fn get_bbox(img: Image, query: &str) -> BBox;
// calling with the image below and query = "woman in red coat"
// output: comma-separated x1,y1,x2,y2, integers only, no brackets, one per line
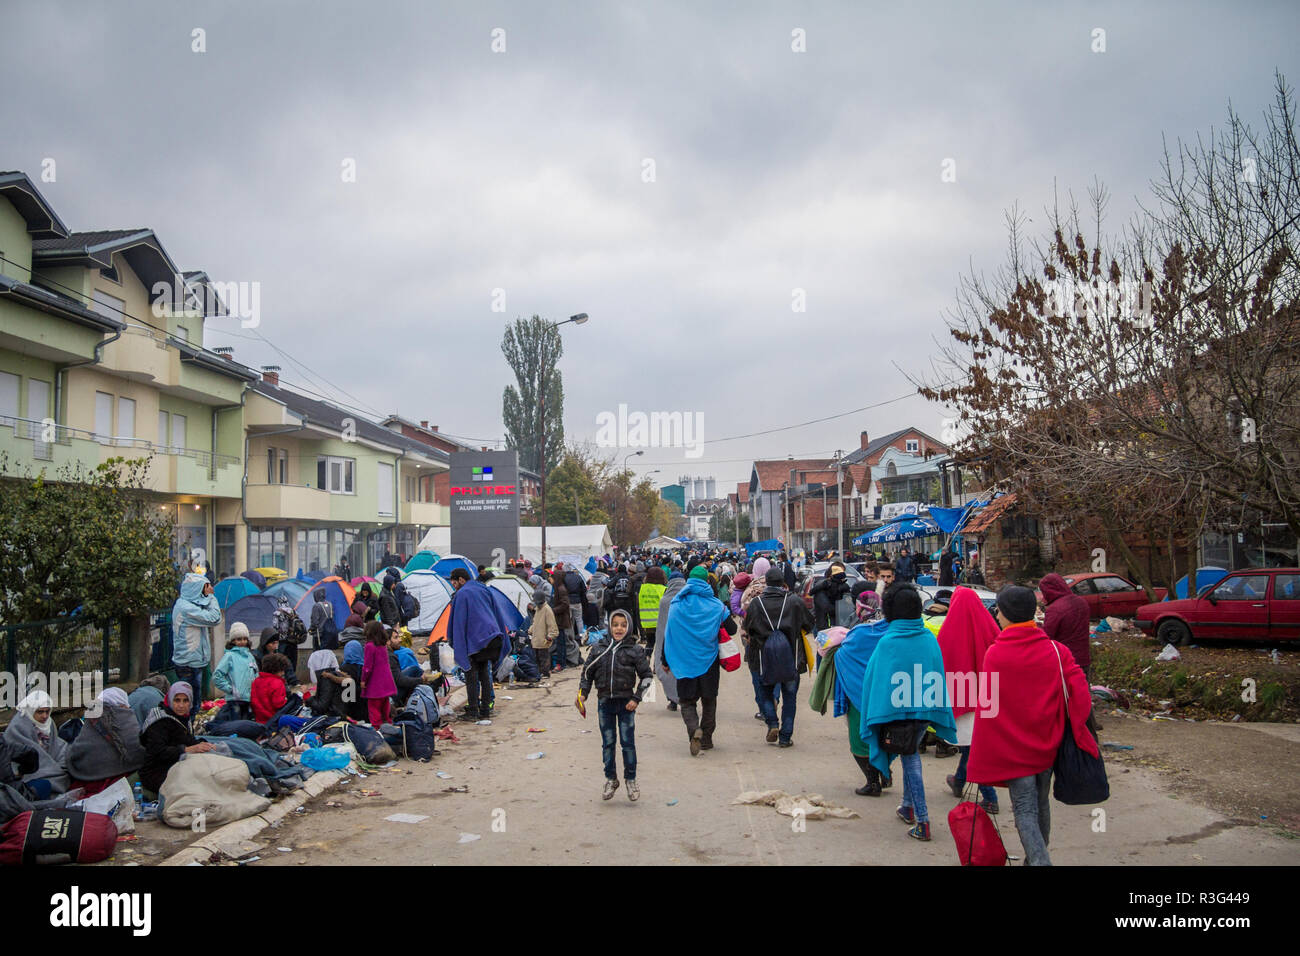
967,586,1098,865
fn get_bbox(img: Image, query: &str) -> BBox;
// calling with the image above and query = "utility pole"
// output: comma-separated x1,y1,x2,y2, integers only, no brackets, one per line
835,449,844,557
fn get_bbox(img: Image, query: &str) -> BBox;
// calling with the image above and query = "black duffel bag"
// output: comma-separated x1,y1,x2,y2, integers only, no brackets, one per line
877,719,928,755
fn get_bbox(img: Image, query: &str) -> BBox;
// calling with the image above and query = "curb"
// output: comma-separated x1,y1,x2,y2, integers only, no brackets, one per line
159,767,349,866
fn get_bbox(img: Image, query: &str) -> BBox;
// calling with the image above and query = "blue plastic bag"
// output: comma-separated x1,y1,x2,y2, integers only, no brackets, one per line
300,745,350,771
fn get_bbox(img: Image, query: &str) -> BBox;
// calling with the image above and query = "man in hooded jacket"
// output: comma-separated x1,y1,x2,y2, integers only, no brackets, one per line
171,572,221,703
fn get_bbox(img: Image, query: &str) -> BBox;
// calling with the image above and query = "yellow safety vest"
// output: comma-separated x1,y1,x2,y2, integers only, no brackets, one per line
638,583,666,628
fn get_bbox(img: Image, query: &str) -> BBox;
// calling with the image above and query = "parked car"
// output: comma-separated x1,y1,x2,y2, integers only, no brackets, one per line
1135,568,1300,645
1036,572,1168,620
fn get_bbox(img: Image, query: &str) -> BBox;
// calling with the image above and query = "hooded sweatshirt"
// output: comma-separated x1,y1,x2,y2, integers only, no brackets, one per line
171,573,221,669
966,622,1098,785
1040,573,1092,669
936,587,1001,718
212,645,258,702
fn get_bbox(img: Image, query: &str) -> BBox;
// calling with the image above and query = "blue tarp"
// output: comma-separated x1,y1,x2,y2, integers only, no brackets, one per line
214,576,260,609
1170,567,1230,600
745,539,782,557
928,506,971,535
855,516,940,545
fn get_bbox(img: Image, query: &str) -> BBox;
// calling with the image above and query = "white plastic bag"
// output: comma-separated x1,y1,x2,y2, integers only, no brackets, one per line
438,643,456,674
70,776,135,834
642,680,658,705
1156,643,1181,662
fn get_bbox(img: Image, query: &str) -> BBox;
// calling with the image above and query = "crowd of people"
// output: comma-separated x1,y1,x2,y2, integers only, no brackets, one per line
2,542,1097,865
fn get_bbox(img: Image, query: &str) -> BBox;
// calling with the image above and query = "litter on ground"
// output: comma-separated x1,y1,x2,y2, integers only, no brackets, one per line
732,790,861,820
458,833,481,843
385,813,429,824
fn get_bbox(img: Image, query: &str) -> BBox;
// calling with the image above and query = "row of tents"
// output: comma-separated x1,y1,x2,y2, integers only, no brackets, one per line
216,552,535,650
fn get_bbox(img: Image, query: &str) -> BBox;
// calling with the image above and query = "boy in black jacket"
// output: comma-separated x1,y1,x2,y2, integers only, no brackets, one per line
577,609,652,802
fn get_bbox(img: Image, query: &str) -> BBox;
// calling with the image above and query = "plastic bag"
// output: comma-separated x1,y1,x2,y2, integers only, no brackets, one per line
69,777,135,835
438,643,456,673
1156,643,1181,662
300,745,351,771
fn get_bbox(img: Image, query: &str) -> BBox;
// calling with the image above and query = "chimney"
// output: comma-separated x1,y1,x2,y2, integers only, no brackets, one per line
420,421,429,429
430,425,439,432
860,430,870,450
213,346,234,362
260,365,281,386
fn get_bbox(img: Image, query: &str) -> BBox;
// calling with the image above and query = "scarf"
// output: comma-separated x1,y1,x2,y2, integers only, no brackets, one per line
662,578,727,679
936,587,1000,717
17,690,55,735
343,640,365,667
751,557,771,580
167,681,193,706
308,649,339,683
859,617,957,774
831,619,888,718
99,688,130,710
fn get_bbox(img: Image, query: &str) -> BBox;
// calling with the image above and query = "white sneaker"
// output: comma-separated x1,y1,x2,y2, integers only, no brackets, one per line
602,778,620,800
625,779,640,802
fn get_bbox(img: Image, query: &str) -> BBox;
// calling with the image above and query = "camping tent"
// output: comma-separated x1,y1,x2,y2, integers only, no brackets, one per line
404,550,440,574
240,569,267,589
431,554,478,579
214,576,260,610
417,525,613,566
292,576,357,631
252,566,289,585
486,574,532,615
642,534,685,550
1170,567,1230,600
224,593,283,638
400,571,457,636
262,578,312,611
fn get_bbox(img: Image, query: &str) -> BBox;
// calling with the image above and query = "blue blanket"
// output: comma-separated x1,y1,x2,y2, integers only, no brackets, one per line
832,620,889,718
449,580,511,670
859,617,957,774
662,578,728,679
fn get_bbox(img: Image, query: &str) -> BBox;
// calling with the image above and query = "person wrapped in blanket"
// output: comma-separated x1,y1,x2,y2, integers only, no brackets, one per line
307,648,353,719
139,682,213,798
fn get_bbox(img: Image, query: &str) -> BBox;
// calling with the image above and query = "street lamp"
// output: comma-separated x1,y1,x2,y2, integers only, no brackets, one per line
613,450,644,545
539,313,590,565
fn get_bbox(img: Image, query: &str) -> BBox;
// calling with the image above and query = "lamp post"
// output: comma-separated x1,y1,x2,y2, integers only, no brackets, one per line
615,449,643,546
538,313,588,565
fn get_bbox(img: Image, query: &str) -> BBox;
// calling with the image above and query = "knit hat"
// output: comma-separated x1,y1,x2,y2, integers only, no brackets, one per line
225,621,250,648
996,585,1038,624
689,565,709,581
764,567,785,586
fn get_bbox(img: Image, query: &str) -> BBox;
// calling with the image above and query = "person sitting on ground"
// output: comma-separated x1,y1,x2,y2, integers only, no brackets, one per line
578,609,653,802
387,626,427,709
3,690,70,796
251,653,291,723
212,621,259,721
128,674,170,727
138,682,213,797
66,688,148,796
307,648,352,718
254,627,280,669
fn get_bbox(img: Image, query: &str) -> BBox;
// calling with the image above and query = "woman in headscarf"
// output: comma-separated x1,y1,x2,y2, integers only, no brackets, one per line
937,586,1001,813
138,681,213,797
661,565,737,755
66,688,147,795
306,648,352,718
3,690,70,795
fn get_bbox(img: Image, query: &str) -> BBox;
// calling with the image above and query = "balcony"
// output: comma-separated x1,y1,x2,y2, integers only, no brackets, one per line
245,483,333,522
404,500,447,526
0,415,240,498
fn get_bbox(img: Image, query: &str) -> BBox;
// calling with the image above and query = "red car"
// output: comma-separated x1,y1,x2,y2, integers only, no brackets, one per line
1038,573,1168,620
1135,568,1300,645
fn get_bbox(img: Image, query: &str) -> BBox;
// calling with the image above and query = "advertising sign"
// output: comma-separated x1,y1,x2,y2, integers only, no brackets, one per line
449,450,520,569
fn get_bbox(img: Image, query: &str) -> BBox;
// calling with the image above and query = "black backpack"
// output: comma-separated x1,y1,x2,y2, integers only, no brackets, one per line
612,575,632,601
757,595,798,685
401,590,420,621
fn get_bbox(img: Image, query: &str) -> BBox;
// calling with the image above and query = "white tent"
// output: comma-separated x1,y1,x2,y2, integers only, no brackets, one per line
400,570,456,636
642,534,686,550
417,525,613,566
485,574,532,616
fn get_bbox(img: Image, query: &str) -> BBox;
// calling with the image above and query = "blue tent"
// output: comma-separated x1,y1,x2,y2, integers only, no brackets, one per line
1170,567,1230,600
855,515,940,545
431,555,477,579
214,576,260,610
263,578,312,607
224,593,283,638
298,569,328,583
240,569,267,589
487,586,525,631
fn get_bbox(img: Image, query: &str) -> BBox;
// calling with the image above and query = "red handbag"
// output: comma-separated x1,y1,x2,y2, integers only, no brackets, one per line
717,627,742,672
948,797,1008,866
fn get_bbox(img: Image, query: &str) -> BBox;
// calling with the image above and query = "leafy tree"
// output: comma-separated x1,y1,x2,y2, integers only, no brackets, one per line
501,315,565,476
543,453,609,527
711,510,751,545
0,455,177,624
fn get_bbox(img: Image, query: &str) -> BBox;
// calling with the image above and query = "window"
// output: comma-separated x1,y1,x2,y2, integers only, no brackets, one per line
267,448,276,484
214,526,236,579
248,526,289,570
1211,574,1270,601
171,413,186,452
278,448,287,484
1276,575,1300,600
26,379,50,443
94,391,114,444
316,455,355,494
157,410,169,448
92,289,125,323
1069,578,1097,595
906,439,919,453
297,528,329,575
0,372,18,424
1093,576,1136,593
377,461,394,516
117,397,136,443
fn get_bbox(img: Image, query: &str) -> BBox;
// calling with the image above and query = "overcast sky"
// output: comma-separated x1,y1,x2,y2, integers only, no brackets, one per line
3,1,1296,490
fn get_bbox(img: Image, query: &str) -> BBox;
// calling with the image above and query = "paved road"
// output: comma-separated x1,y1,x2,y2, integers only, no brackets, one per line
252,664,1300,866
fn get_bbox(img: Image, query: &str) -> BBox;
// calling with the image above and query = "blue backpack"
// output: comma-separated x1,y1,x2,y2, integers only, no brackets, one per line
757,595,798,685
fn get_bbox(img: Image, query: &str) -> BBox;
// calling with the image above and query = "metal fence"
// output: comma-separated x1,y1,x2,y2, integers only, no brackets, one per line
1,615,124,693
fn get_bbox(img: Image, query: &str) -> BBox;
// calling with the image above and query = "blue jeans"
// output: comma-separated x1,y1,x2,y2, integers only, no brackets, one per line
756,675,800,743
1008,770,1053,865
173,664,209,703
597,697,637,780
898,751,929,823
954,746,999,804
750,669,780,714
